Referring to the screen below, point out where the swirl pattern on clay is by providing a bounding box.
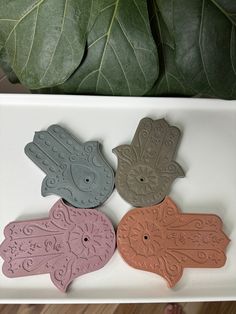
[0,199,116,292]
[117,197,230,287]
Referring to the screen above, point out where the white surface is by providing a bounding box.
[0,95,235,303]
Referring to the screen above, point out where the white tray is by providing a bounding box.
[0,95,235,304]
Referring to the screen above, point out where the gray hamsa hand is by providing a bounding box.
[25,125,114,208]
[112,118,184,207]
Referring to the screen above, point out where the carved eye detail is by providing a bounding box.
[71,165,96,192]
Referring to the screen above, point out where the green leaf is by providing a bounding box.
[0,0,92,89]
[147,0,195,96]
[162,0,236,99]
[50,0,159,96]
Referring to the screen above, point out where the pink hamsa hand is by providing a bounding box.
[0,199,116,292]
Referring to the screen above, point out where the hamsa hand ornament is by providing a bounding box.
[25,125,114,208]
[113,118,184,207]
[117,197,230,288]
[0,199,116,292]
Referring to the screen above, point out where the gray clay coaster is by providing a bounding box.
[0,199,116,292]
[25,125,114,208]
[113,118,184,207]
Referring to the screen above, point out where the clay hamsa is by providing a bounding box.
[25,125,114,208]
[113,118,184,207]
[0,199,116,292]
[117,197,230,287]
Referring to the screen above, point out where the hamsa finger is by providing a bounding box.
[113,118,184,207]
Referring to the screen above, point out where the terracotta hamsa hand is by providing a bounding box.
[117,197,230,288]
[0,199,116,292]
[25,125,114,208]
[113,118,184,207]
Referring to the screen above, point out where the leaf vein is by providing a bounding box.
[116,17,147,88]
[78,69,98,90]
[100,71,114,95]
[135,46,157,61]
[62,33,74,64]
[12,29,17,67]
[155,3,169,91]
[40,0,69,83]
[230,25,236,76]
[167,72,186,90]
[88,33,107,49]
[20,5,39,75]
[86,0,94,31]
[109,42,131,95]
[4,0,44,46]
[132,0,149,33]
[96,0,119,92]
[156,75,165,93]
[210,0,236,26]
[100,2,117,14]
[199,0,215,94]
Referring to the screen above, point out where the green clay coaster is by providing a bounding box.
[25,125,114,208]
[112,118,184,207]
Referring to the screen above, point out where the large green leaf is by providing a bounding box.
[147,0,195,96]
[160,0,236,99]
[0,0,92,89]
[50,0,159,96]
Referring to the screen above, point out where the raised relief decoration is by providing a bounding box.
[113,118,184,207]
[0,199,116,292]
[25,125,114,208]
[117,197,230,288]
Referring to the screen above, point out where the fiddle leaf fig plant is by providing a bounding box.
[0,0,235,99]
[0,0,92,89]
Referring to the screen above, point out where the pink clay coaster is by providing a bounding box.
[0,199,116,292]
[117,197,230,288]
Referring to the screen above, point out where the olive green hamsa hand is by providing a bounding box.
[112,118,184,207]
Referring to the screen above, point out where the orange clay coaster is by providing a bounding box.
[117,197,230,288]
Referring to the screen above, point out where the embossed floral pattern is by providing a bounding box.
[69,222,110,258]
[129,221,162,256]
[113,118,184,207]
[127,164,159,195]
[0,199,116,292]
[117,197,230,288]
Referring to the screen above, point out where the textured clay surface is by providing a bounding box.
[117,197,230,288]
[113,118,184,207]
[25,124,114,208]
[0,199,116,292]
